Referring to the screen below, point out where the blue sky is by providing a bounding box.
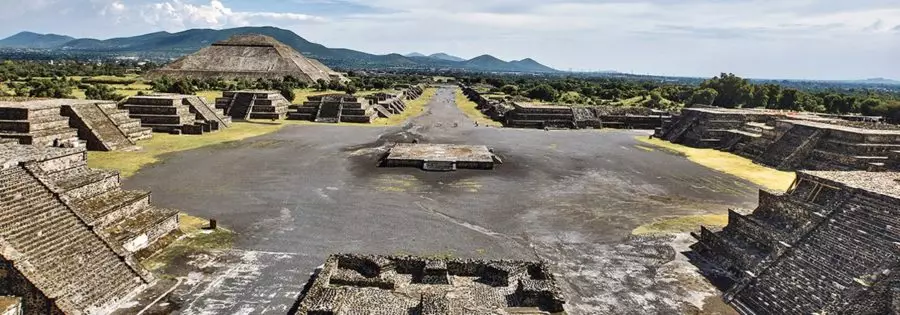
[0,0,898,80]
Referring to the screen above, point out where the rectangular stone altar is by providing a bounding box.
[382,143,497,171]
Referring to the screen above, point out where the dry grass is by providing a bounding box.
[632,214,728,235]
[372,87,437,126]
[637,137,795,191]
[454,88,503,127]
[195,90,223,103]
[87,121,288,178]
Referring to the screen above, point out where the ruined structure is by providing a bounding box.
[150,34,345,83]
[288,86,424,123]
[656,107,900,171]
[292,254,566,314]
[0,99,152,151]
[120,94,231,134]
[691,171,900,314]
[381,143,499,171]
[461,85,668,130]
[288,94,378,123]
[215,90,291,120]
[0,143,179,314]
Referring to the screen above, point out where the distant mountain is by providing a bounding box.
[0,27,558,73]
[856,78,900,85]
[0,31,75,49]
[429,53,465,62]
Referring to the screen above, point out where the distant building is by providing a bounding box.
[149,34,346,83]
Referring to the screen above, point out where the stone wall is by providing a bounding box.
[690,171,900,314]
[657,107,900,171]
[215,90,290,120]
[293,254,566,314]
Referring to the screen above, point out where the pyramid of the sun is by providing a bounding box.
[150,34,345,83]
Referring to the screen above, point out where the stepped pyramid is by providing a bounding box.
[0,143,180,314]
[0,99,152,151]
[287,94,378,123]
[215,90,291,120]
[691,171,900,314]
[150,34,345,83]
[120,94,232,134]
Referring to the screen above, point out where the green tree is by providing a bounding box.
[701,73,751,107]
[279,87,296,102]
[84,84,125,101]
[500,85,519,96]
[688,88,719,105]
[526,84,559,102]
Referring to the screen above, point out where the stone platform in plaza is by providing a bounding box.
[381,143,498,171]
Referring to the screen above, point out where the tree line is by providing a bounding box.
[460,73,900,122]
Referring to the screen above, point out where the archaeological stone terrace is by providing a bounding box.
[656,107,900,171]
[691,170,900,314]
[291,254,566,315]
[215,90,292,120]
[149,34,346,83]
[461,85,669,130]
[0,143,179,314]
[381,143,499,171]
[0,99,153,151]
[288,86,424,124]
[120,94,232,134]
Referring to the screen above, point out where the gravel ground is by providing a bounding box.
[124,86,757,314]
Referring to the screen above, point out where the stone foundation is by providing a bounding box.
[122,94,232,134]
[380,143,498,171]
[292,254,566,314]
[691,171,900,314]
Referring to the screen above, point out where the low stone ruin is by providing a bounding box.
[690,170,900,314]
[0,143,180,314]
[461,85,669,130]
[380,143,500,171]
[0,99,152,151]
[288,94,378,123]
[656,107,900,171]
[288,86,424,124]
[214,90,291,120]
[292,254,567,314]
[121,94,232,134]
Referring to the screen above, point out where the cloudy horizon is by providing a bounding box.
[0,0,898,80]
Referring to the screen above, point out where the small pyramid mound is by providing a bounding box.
[150,34,345,83]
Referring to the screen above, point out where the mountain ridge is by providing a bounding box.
[0,27,558,73]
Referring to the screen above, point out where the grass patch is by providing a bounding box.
[140,214,234,272]
[632,214,728,235]
[195,90,223,103]
[372,87,437,126]
[638,137,795,191]
[454,88,503,127]
[87,121,288,178]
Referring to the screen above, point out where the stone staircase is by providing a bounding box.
[95,102,153,143]
[60,101,137,151]
[757,124,819,168]
[0,164,146,314]
[183,95,232,131]
[28,148,180,257]
[216,90,290,120]
[288,94,378,123]
[0,101,83,148]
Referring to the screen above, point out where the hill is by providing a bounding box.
[0,31,75,49]
[0,27,558,73]
[429,53,465,62]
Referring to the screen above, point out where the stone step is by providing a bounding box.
[104,206,179,253]
[49,167,120,200]
[70,189,152,226]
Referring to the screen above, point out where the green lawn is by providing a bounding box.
[455,88,502,127]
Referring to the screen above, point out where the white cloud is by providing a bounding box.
[140,0,325,30]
